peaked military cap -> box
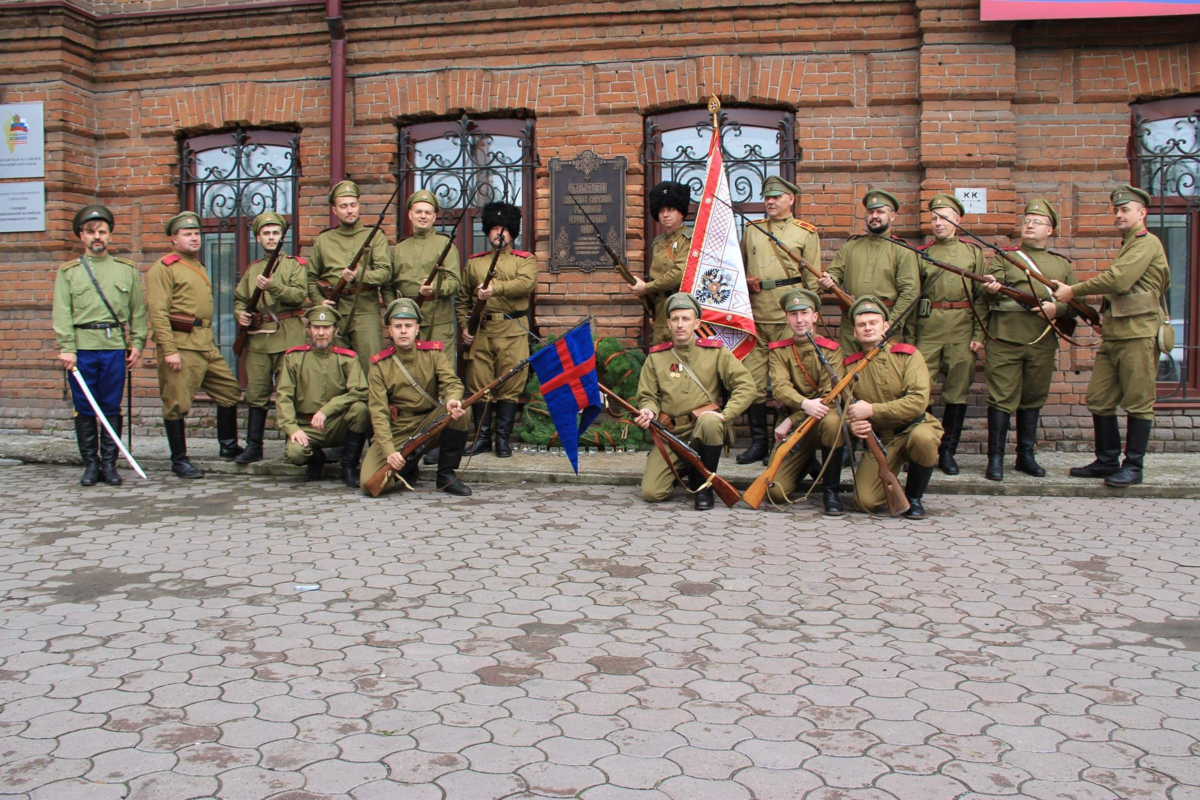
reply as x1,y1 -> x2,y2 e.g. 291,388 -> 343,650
863,188 -> 900,212
407,189 -> 440,212
328,180 -> 360,204
1024,198 -> 1059,230
781,287 -> 821,312
165,211 -> 202,236
849,294 -> 890,322
306,306 -> 340,327
385,298 -> 422,322
929,193 -> 964,216
762,175 -> 799,198
252,211 -> 286,236
73,204 -> 114,236
481,201 -> 521,240
665,292 -> 702,317
649,181 -> 691,220
1111,184 -> 1151,208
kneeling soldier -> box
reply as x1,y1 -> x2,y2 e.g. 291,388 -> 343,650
766,288 -> 845,515
843,296 -> 943,519
635,292 -> 755,510
360,299 -> 471,496
275,307 -> 369,485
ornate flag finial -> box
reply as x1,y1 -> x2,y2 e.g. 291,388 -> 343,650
708,95 -> 721,130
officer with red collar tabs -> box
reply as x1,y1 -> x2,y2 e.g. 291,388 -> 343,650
1054,184 -> 1171,488
456,201 -> 537,458
634,292 -> 755,510
766,288 -> 845,515
274,307 -> 369,485
842,295 -> 943,519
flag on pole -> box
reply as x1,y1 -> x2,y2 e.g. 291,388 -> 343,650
528,320 -> 603,475
680,101 -> 757,359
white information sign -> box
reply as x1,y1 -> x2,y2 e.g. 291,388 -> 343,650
955,187 -> 987,215
0,103 -> 44,179
0,182 -> 46,232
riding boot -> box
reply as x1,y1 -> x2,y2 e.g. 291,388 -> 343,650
340,431 -> 366,488
1105,416 -> 1152,488
985,406 -> 1010,482
422,447 -> 440,466
234,407 -> 267,465
1069,415 -> 1122,478
468,403 -> 493,455
821,447 -> 845,516
304,446 -> 326,481
165,418 -> 204,479
736,403 -> 770,465
1014,408 -> 1046,477
216,405 -> 244,459
99,415 -> 123,486
905,462 -> 935,519
937,403 -> 966,475
693,442 -> 723,511
436,428 -> 473,496
75,415 -> 101,486
494,401 -> 517,458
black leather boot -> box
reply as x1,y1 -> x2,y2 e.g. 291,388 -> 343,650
937,404 -> 967,475
75,415 -> 101,486
693,442 -> 723,511
468,403 -> 492,455
399,454 -> 420,487
340,431 -> 366,487
99,415 -> 123,486
1070,415 -> 1122,478
494,401 -> 517,458
305,447 -> 326,481
1014,408 -> 1046,477
422,447 -> 440,466
234,407 -> 267,465
436,428 -> 473,496
985,406 -> 1010,482
736,403 -> 770,465
216,405 -> 244,459
821,447 -> 845,516
165,418 -> 204,479
905,462 -> 935,519
1105,416 -> 1152,488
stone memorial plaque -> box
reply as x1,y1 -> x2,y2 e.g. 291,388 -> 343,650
548,150 -> 626,273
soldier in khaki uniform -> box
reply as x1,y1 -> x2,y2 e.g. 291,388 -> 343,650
980,199 -> 1075,482
915,193 -> 986,475
819,188 -> 920,354
145,211 -> 244,478
232,211 -> 310,465
738,175 -> 822,465
53,204 -> 148,486
307,180 -> 393,371
635,293 -> 755,510
765,288 -> 844,515
456,201 -> 537,458
275,307 -> 369,485
360,299 -> 471,496
843,296 -> 943,519
633,181 -> 692,344
1055,185 -> 1171,487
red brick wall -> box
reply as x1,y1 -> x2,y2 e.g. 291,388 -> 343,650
1,0 -> 1197,449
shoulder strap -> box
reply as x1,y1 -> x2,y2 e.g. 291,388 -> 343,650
391,353 -> 439,407
790,344 -> 820,392
78,254 -> 128,348
676,359 -> 718,407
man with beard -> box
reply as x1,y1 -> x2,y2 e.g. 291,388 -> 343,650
633,180 -> 692,344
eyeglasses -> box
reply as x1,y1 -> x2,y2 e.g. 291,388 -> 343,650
1022,218 -> 1051,228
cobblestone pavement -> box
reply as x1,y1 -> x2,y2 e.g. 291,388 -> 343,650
1,464 -> 1198,800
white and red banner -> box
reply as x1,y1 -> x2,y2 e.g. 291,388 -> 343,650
680,129 -> 757,359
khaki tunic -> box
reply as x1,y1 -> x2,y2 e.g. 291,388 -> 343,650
53,254 -> 148,353
646,227 -> 691,344
982,245 -> 1075,414
826,235 -> 920,353
1071,225 -> 1171,419
145,252 -> 241,418
455,247 -> 538,402
233,254 -> 309,408
275,344 -> 369,464
636,338 -> 755,502
307,223 -> 393,368
390,229 -> 461,364
766,335 -> 845,503
843,344 -> 943,512
913,238 -> 987,405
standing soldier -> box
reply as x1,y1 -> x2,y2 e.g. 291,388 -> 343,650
307,180 -> 393,370
632,181 -> 691,344
843,296 -> 943,519
979,199 -> 1075,482
360,299 -> 471,496
738,175 -> 822,465
232,211 -> 309,465
53,204 -> 148,486
819,188 -> 920,354
456,201 -> 537,458
914,193 -> 986,475
766,288 -> 844,515
634,293 -> 755,510
1054,185 -> 1171,487
274,307 -> 369,485
145,211 -> 244,478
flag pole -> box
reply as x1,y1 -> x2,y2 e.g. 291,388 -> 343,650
709,95 -> 720,131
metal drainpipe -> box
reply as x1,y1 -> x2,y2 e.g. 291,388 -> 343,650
327,0 -> 346,191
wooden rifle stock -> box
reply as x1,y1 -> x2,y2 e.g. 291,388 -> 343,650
878,233 -> 1040,310
464,243 -> 504,355
569,195 -> 657,319
233,222 -> 290,358
416,208 -> 468,308
327,182 -> 402,304
600,385 -> 740,508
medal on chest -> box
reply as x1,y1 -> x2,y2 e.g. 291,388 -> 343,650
670,363 -> 683,379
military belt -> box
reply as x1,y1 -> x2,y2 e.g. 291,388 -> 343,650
74,322 -> 121,329
388,405 -> 433,422
930,301 -> 971,310
877,414 -> 924,439
485,312 -> 524,322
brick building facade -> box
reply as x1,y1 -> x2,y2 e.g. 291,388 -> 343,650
2,0 -> 1198,452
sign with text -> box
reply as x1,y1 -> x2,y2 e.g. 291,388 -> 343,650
955,187 -> 987,215
0,102 -> 44,179
0,182 -> 45,232
548,150 -> 626,273
981,0 -> 1200,20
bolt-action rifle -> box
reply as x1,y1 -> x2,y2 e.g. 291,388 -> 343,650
416,202 -> 469,308
323,182 -> 402,306
233,221 -> 291,358
569,194 -> 656,319
463,239 -> 504,357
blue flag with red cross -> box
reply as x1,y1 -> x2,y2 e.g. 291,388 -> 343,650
528,320 -> 602,475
